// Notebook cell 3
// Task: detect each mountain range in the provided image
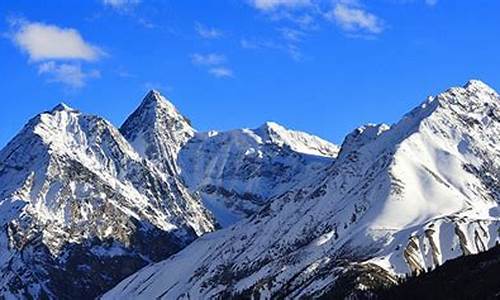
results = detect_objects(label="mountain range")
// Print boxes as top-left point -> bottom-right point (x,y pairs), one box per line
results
103,80 -> 499,299
0,80 -> 498,299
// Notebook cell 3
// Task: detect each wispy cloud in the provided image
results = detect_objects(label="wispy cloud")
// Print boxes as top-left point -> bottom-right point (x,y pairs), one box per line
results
9,19 -> 103,61
240,22 -> 310,61
137,17 -> 156,29
279,27 -> 305,43
244,0 -> 321,61
100,0 -> 157,29
241,36 -> 303,61
248,0 -> 312,11
38,61 -> 100,88
241,38 -> 279,50
209,67 -> 233,78
242,0 -> 387,61
195,22 -> 223,39
279,27 -> 307,60
8,18 -> 103,88
425,0 -> 438,6
326,3 -> 384,35
191,53 -> 226,65
102,0 -> 140,11
116,68 -> 135,78
191,53 -> 233,79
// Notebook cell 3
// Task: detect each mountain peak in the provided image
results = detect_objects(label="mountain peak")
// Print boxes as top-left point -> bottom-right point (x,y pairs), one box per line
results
253,121 -> 339,158
120,91 -> 195,174
50,102 -> 75,113
463,79 -> 497,94
147,89 -> 161,96
140,89 -> 178,111
144,89 -> 163,102
259,121 -> 283,131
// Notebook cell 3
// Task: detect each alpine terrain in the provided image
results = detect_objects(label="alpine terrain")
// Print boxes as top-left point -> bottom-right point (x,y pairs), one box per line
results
0,90 -> 339,299
0,101 -> 217,299
103,80 -> 500,299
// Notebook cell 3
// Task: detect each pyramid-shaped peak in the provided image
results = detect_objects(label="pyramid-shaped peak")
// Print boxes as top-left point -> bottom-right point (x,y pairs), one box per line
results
120,90 -> 195,169
130,90 -> 190,126
136,90 -> 185,120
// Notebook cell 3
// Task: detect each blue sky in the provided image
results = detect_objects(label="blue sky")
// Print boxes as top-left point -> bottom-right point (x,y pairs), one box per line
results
1,0 -> 499,148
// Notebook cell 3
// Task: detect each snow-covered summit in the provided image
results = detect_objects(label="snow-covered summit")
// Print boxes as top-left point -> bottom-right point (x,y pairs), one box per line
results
120,90 -> 195,175
104,80 -> 500,299
50,102 -> 75,112
463,79 -> 498,95
255,121 -> 339,157
139,90 -> 186,117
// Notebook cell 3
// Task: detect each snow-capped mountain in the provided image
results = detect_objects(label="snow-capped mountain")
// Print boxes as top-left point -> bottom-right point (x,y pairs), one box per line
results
121,91 -> 339,226
177,122 -> 339,226
104,80 -> 500,299
0,104 -> 216,299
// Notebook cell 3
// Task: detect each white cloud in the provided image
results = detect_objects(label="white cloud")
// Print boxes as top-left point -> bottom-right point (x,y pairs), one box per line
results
10,20 -> 103,61
327,3 -> 383,34
195,23 -> 223,39
209,67 -> 233,78
191,53 -> 226,65
249,0 -> 311,11
102,0 -> 140,10
38,61 -> 100,88
8,19 -> 103,88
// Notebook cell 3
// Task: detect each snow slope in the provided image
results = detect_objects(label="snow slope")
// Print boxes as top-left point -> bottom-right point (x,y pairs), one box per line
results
103,80 -> 500,299
0,104 -> 216,299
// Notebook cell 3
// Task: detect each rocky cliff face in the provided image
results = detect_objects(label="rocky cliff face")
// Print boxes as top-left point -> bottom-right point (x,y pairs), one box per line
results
0,104 -> 216,299
103,80 -> 500,299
